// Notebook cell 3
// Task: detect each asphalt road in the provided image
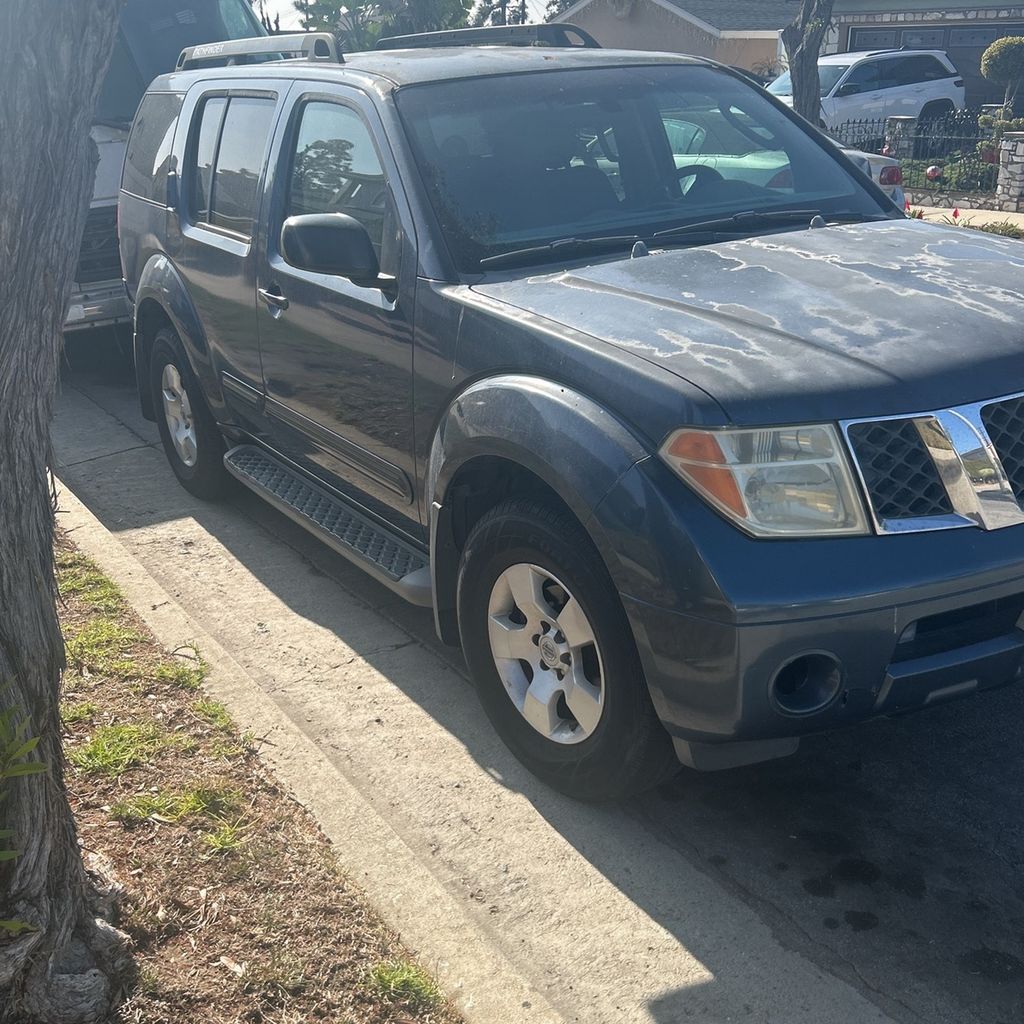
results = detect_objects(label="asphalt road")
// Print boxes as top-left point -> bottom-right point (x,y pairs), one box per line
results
56,332 -> 1024,1024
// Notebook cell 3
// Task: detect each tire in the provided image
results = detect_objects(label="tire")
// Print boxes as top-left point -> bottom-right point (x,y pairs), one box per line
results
457,498 -> 677,800
149,327 -> 233,500
918,100 -> 954,122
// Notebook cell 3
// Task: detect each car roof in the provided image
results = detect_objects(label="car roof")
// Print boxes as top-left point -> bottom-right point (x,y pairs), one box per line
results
819,49 -> 949,64
152,45 -> 710,92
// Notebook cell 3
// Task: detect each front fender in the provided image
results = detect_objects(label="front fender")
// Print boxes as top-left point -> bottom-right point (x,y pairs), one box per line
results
429,374 -> 649,526
427,375 -> 651,640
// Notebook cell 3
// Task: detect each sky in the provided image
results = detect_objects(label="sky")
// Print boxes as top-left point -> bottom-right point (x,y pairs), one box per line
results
258,0 -> 549,31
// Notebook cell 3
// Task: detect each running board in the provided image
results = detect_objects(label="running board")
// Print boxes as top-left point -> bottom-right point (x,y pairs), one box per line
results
223,445 -> 432,607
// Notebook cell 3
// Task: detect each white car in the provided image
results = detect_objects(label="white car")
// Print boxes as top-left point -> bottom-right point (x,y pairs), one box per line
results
768,50 -> 965,130
840,146 -> 906,208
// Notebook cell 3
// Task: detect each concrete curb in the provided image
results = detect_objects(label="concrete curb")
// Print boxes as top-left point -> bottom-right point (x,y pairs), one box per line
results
57,477 -> 564,1024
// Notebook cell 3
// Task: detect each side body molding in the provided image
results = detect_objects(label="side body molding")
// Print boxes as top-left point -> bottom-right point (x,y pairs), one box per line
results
426,374 -> 651,642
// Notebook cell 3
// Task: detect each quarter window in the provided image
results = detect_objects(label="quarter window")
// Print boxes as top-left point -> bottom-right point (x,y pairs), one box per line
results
123,92 -> 183,203
189,94 -> 276,237
285,101 -> 396,268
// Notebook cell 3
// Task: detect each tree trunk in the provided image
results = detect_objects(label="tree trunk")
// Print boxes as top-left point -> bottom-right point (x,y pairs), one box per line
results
781,0 -> 835,125
0,2 -> 125,1021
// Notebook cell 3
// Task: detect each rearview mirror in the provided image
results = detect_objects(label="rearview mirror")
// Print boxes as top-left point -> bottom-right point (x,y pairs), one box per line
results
280,213 -> 394,296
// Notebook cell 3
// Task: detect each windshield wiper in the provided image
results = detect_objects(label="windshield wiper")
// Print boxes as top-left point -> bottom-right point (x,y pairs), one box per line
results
652,209 -> 892,242
479,233 -> 641,270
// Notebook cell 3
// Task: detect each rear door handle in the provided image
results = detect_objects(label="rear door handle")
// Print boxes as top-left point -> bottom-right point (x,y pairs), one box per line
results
258,286 -> 289,312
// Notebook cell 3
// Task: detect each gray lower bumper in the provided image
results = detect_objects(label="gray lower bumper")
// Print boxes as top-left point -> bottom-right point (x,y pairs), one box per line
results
64,280 -> 131,332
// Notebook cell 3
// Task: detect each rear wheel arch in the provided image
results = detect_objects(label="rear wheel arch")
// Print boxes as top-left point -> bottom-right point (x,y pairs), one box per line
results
134,297 -> 174,420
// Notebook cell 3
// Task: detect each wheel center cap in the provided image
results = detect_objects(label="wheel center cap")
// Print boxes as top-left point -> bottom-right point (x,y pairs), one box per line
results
539,636 -> 560,667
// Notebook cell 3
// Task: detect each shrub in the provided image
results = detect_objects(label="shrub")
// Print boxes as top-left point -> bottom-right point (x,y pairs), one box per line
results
981,36 -> 1024,110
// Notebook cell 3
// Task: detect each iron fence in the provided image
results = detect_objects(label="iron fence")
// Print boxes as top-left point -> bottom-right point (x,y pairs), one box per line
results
832,109 -> 1002,196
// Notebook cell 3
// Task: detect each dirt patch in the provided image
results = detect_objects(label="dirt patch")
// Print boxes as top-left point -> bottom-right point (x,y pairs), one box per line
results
56,534 -> 463,1024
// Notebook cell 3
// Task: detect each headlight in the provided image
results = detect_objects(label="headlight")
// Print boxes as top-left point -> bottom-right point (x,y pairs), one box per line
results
659,425 -> 869,537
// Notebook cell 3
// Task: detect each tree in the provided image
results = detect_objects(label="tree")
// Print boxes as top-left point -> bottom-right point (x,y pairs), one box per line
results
295,0 -> 471,50
545,0 -> 575,19
981,35 -> 1024,112
0,2 -> 128,1021
781,0 -> 835,123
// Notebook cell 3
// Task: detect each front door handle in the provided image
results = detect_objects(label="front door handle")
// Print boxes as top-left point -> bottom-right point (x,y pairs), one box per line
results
258,286 -> 289,312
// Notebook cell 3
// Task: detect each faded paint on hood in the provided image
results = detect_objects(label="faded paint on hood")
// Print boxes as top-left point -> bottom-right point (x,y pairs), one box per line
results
472,220 -> 1024,425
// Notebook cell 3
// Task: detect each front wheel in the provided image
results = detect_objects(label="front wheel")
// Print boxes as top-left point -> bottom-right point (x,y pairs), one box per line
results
149,328 -> 233,500
457,499 -> 676,800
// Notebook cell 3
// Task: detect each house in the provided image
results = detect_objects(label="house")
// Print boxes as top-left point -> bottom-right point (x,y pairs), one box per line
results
550,0 -> 798,73
828,1 -> 1024,105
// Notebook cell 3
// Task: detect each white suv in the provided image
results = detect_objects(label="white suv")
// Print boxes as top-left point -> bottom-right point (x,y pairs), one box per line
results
768,50 -> 965,129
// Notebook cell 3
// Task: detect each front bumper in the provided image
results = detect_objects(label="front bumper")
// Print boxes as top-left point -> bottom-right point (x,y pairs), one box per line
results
64,279 -> 132,333
597,458 -> 1024,761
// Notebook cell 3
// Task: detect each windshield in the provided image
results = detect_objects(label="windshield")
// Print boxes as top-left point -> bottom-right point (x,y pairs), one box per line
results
396,65 -> 887,272
95,0 -> 265,126
767,65 -> 850,98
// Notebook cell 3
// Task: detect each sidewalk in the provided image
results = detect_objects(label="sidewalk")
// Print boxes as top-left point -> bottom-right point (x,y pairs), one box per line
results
915,204 -> 1024,230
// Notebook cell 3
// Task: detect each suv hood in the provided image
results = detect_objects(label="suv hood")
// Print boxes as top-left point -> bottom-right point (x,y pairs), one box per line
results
473,220 -> 1024,424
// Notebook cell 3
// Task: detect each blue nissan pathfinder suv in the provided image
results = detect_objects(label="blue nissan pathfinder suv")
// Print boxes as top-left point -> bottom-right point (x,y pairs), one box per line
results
119,27 -> 1024,799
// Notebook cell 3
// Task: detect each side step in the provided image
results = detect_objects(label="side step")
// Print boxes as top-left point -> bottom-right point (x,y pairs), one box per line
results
224,445 -> 432,607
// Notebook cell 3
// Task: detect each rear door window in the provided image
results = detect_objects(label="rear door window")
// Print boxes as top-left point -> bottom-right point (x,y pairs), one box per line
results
188,93 -> 276,237
122,92 -> 183,203
210,97 -> 277,235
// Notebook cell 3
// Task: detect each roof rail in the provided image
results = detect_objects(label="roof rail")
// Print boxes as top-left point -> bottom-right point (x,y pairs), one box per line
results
375,23 -> 600,51
176,33 -> 340,72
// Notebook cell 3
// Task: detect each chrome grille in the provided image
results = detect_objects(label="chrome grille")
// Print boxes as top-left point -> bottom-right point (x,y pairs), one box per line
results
846,419 -> 953,521
842,391 -> 1024,535
981,396 -> 1024,504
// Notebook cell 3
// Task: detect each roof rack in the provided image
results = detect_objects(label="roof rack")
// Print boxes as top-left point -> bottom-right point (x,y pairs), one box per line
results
375,24 -> 600,51
176,33 -> 340,72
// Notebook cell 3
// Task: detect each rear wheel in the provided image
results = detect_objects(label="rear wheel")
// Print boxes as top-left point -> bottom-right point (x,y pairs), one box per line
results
150,327 -> 233,500
457,498 -> 677,800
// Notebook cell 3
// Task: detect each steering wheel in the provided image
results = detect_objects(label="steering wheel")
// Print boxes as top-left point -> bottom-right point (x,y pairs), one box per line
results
675,163 -> 724,195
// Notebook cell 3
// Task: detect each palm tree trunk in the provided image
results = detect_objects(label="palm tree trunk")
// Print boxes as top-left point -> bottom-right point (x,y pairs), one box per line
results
0,2 -> 125,1021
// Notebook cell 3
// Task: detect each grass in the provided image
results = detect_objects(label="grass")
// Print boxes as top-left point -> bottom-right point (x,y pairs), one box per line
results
65,618 -> 142,677
68,723 -> 163,777
193,697 -> 231,730
57,550 -> 124,614
110,784 -> 241,824
367,958 -> 443,1011
154,657 -> 206,691
201,818 -> 248,855
60,699 -> 97,725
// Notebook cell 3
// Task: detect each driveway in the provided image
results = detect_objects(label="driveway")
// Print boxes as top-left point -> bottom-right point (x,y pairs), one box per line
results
54,337 -> 1024,1024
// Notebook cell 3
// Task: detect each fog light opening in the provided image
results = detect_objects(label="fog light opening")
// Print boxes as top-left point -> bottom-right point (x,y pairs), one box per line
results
771,653 -> 843,715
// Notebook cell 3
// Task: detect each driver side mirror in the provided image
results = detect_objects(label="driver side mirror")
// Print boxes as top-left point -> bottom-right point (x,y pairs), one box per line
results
835,82 -> 861,97
280,213 -> 395,297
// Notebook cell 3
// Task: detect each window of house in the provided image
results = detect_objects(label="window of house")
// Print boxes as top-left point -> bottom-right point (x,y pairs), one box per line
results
286,101 -> 396,268
849,28 -> 897,50
189,94 -> 276,237
900,29 -> 946,49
